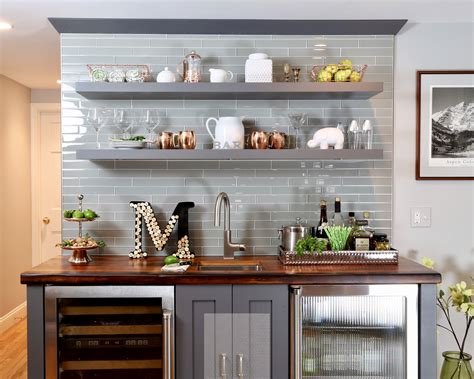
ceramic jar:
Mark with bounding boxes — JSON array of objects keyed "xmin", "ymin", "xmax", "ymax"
[{"xmin": 156, "ymin": 67, "xmax": 177, "ymax": 83}]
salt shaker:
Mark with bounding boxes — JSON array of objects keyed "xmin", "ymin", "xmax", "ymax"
[
  {"xmin": 361, "ymin": 119, "xmax": 373, "ymax": 150},
  {"xmin": 348, "ymin": 120, "xmax": 361, "ymax": 150}
]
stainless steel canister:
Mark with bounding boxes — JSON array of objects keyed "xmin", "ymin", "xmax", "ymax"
[{"xmin": 278, "ymin": 217, "xmax": 315, "ymax": 251}]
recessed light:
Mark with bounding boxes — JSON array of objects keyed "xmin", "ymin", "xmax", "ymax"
[
  {"xmin": 314, "ymin": 48, "xmax": 326, "ymax": 51},
  {"xmin": 0, "ymin": 22, "xmax": 13, "ymax": 30},
  {"xmin": 314, "ymin": 44, "xmax": 327, "ymax": 47}
]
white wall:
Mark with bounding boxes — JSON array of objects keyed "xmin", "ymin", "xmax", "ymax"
[{"xmin": 393, "ymin": 22, "xmax": 474, "ymax": 367}]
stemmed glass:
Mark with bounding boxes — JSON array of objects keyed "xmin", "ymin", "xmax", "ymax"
[
  {"xmin": 114, "ymin": 109, "xmax": 132, "ymax": 138},
  {"xmin": 142, "ymin": 110, "xmax": 161, "ymax": 148},
  {"xmin": 288, "ymin": 113, "xmax": 307, "ymax": 149},
  {"xmin": 86, "ymin": 108, "xmax": 106, "ymax": 149}
]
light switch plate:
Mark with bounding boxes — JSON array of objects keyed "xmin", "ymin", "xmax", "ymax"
[{"xmin": 410, "ymin": 207, "xmax": 431, "ymax": 227}]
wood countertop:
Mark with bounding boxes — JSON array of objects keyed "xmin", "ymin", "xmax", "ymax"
[{"xmin": 21, "ymin": 255, "xmax": 441, "ymax": 285}]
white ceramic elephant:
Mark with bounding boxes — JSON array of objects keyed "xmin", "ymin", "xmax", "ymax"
[{"xmin": 307, "ymin": 127, "xmax": 344, "ymax": 150}]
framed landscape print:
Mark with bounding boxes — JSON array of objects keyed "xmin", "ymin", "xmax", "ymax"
[{"xmin": 416, "ymin": 70, "xmax": 474, "ymax": 180}]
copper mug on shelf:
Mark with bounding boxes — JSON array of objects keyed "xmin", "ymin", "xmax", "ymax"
[
  {"xmin": 175, "ymin": 130, "xmax": 196, "ymax": 149},
  {"xmin": 249, "ymin": 131, "xmax": 269, "ymax": 149},
  {"xmin": 268, "ymin": 131, "xmax": 286, "ymax": 149},
  {"xmin": 158, "ymin": 132, "xmax": 175, "ymax": 149}
]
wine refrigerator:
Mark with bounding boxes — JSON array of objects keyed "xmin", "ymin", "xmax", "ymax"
[
  {"xmin": 45, "ymin": 286, "xmax": 174, "ymax": 379},
  {"xmin": 291, "ymin": 285, "xmax": 418, "ymax": 379}
]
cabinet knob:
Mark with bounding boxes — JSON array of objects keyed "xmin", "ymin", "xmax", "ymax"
[
  {"xmin": 42, "ymin": 217, "xmax": 50, "ymax": 225},
  {"xmin": 237, "ymin": 353, "xmax": 244, "ymax": 378}
]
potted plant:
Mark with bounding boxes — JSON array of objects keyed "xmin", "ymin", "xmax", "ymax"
[{"xmin": 422, "ymin": 258, "xmax": 473, "ymax": 379}]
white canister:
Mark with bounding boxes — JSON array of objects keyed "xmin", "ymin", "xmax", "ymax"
[
  {"xmin": 209, "ymin": 68, "xmax": 234, "ymax": 83},
  {"xmin": 205, "ymin": 117, "xmax": 245, "ymax": 149},
  {"xmin": 245, "ymin": 53, "xmax": 273, "ymax": 83},
  {"xmin": 156, "ymin": 67, "xmax": 177, "ymax": 83}
]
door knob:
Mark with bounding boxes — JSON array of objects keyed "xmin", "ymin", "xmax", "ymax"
[{"xmin": 42, "ymin": 217, "xmax": 50, "ymax": 225}]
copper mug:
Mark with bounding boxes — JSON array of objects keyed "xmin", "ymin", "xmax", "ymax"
[
  {"xmin": 268, "ymin": 131, "xmax": 286, "ymax": 149},
  {"xmin": 175, "ymin": 131, "xmax": 196, "ymax": 149},
  {"xmin": 249, "ymin": 131, "xmax": 269, "ymax": 149},
  {"xmin": 158, "ymin": 132, "xmax": 175, "ymax": 149}
]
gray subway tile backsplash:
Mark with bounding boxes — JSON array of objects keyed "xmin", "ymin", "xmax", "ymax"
[{"xmin": 61, "ymin": 33, "xmax": 394, "ymax": 255}]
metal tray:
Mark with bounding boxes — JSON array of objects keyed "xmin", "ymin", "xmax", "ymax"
[{"xmin": 279, "ymin": 246, "xmax": 398, "ymax": 265}]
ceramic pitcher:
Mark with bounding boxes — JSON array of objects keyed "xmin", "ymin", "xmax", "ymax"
[{"xmin": 206, "ymin": 117, "xmax": 245, "ymax": 149}]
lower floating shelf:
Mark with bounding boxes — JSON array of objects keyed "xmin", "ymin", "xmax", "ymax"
[{"xmin": 76, "ymin": 149, "xmax": 383, "ymax": 161}]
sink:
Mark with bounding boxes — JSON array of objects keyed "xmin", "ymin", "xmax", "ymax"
[{"xmin": 197, "ymin": 260, "xmax": 263, "ymax": 272}]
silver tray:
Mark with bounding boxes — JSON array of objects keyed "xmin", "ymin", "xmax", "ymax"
[{"xmin": 279, "ymin": 246, "xmax": 398, "ymax": 265}]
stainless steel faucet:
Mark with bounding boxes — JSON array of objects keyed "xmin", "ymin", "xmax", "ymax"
[{"xmin": 214, "ymin": 192, "xmax": 246, "ymax": 259}]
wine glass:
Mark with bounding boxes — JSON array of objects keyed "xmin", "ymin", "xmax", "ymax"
[
  {"xmin": 288, "ymin": 113, "xmax": 307, "ymax": 149},
  {"xmin": 114, "ymin": 109, "xmax": 132, "ymax": 138},
  {"xmin": 86, "ymin": 108, "xmax": 105, "ymax": 148},
  {"xmin": 142, "ymin": 110, "xmax": 161, "ymax": 148}
]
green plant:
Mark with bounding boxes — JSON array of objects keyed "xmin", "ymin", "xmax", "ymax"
[
  {"xmin": 295, "ymin": 236, "xmax": 327, "ymax": 256},
  {"xmin": 324, "ymin": 225, "xmax": 352, "ymax": 251},
  {"xmin": 422, "ymin": 258, "xmax": 473, "ymax": 375}
]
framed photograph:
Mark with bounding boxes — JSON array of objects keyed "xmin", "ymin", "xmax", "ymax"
[{"xmin": 416, "ymin": 70, "xmax": 474, "ymax": 180}]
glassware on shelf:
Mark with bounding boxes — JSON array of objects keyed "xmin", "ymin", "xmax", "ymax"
[
  {"xmin": 182, "ymin": 50, "xmax": 202, "ymax": 83},
  {"xmin": 361, "ymin": 119, "xmax": 373, "ymax": 150},
  {"xmin": 141, "ymin": 110, "xmax": 161, "ymax": 148},
  {"xmin": 348, "ymin": 119, "xmax": 361, "ymax": 150},
  {"xmin": 288, "ymin": 112, "xmax": 307, "ymax": 149},
  {"xmin": 86, "ymin": 108, "xmax": 106, "ymax": 149},
  {"xmin": 113, "ymin": 109, "xmax": 132, "ymax": 138}
]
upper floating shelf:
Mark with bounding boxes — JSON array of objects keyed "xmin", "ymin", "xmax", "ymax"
[
  {"xmin": 76, "ymin": 149, "xmax": 384, "ymax": 161},
  {"xmin": 75, "ymin": 82, "xmax": 384, "ymax": 101},
  {"xmin": 49, "ymin": 18, "xmax": 407, "ymax": 35}
]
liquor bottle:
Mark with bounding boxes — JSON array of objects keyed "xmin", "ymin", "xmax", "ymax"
[
  {"xmin": 363, "ymin": 211, "xmax": 375, "ymax": 237},
  {"xmin": 316, "ymin": 200, "xmax": 328, "ymax": 239},
  {"xmin": 350, "ymin": 220, "xmax": 372, "ymax": 251},
  {"xmin": 347, "ymin": 212, "xmax": 356, "ymax": 227},
  {"xmin": 332, "ymin": 197, "xmax": 344, "ymax": 226}
]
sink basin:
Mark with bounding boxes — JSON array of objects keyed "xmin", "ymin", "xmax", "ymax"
[{"xmin": 197, "ymin": 260, "xmax": 263, "ymax": 272}]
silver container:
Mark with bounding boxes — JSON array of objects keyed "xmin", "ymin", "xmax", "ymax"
[{"xmin": 278, "ymin": 217, "xmax": 315, "ymax": 251}]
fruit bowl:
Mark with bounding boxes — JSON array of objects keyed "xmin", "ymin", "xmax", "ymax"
[{"xmin": 311, "ymin": 64, "xmax": 368, "ymax": 82}]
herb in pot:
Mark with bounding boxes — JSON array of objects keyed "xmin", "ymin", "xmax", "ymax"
[{"xmin": 294, "ymin": 236, "xmax": 327, "ymax": 256}]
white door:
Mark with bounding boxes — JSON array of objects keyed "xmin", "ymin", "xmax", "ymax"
[{"xmin": 32, "ymin": 106, "xmax": 62, "ymax": 265}]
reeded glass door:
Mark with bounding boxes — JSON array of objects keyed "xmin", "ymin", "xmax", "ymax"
[{"xmin": 293, "ymin": 285, "xmax": 418, "ymax": 379}]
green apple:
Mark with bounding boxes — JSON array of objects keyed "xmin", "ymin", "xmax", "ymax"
[{"xmin": 72, "ymin": 210, "xmax": 84, "ymax": 219}]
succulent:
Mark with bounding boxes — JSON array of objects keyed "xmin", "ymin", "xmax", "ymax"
[
  {"xmin": 334, "ymin": 69, "xmax": 351, "ymax": 82},
  {"xmin": 339, "ymin": 59, "xmax": 353, "ymax": 69},
  {"xmin": 349, "ymin": 71, "xmax": 362, "ymax": 82},
  {"xmin": 324, "ymin": 64, "xmax": 339, "ymax": 74},
  {"xmin": 316, "ymin": 70, "xmax": 333, "ymax": 82}
]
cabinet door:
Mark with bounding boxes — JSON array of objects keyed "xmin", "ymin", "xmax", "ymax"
[
  {"xmin": 176, "ymin": 285, "xmax": 232, "ymax": 379},
  {"xmin": 232, "ymin": 285, "xmax": 289, "ymax": 379}
]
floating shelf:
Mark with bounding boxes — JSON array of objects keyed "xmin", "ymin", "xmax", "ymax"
[
  {"xmin": 75, "ymin": 82, "xmax": 384, "ymax": 101},
  {"xmin": 76, "ymin": 149, "xmax": 384, "ymax": 161},
  {"xmin": 49, "ymin": 18, "xmax": 407, "ymax": 36}
]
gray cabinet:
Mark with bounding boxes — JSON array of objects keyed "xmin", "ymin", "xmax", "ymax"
[{"xmin": 176, "ymin": 285, "xmax": 289, "ymax": 379}]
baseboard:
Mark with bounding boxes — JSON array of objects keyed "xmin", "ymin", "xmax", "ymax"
[{"xmin": 0, "ymin": 302, "xmax": 27, "ymax": 333}]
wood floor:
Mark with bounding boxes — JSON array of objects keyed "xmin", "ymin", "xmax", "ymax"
[{"xmin": 0, "ymin": 317, "xmax": 27, "ymax": 378}]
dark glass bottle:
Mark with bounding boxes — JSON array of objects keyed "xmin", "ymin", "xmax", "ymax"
[
  {"xmin": 316, "ymin": 200, "xmax": 328, "ymax": 239},
  {"xmin": 332, "ymin": 197, "xmax": 344, "ymax": 226}
]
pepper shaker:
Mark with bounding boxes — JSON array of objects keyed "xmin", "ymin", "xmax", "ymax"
[
  {"xmin": 292, "ymin": 67, "xmax": 301, "ymax": 82},
  {"xmin": 284, "ymin": 63, "xmax": 291, "ymax": 82}
]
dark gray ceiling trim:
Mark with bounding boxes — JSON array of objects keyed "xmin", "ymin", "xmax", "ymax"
[{"xmin": 48, "ymin": 18, "xmax": 407, "ymax": 35}]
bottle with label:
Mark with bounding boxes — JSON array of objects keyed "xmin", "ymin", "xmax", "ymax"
[
  {"xmin": 332, "ymin": 197, "xmax": 344, "ymax": 226},
  {"xmin": 316, "ymin": 200, "xmax": 328, "ymax": 239},
  {"xmin": 347, "ymin": 212, "xmax": 356, "ymax": 228},
  {"xmin": 350, "ymin": 220, "xmax": 372, "ymax": 251},
  {"xmin": 363, "ymin": 211, "xmax": 375, "ymax": 237}
]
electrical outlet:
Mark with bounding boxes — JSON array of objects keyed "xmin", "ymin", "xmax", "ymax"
[{"xmin": 410, "ymin": 207, "xmax": 431, "ymax": 227}]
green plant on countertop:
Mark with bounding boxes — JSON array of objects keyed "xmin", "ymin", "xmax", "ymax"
[
  {"xmin": 295, "ymin": 236, "xmax": 327, "ymax": 256},
  {"xmin": 422, "ymin": 258, "xmax": 473, "ymax": 379},
  {"xmin": 324, "ymin": 225, "xmax": 352, "ymax": 251}
]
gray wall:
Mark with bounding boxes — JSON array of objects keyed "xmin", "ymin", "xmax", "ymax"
[
  {"xmin": 61, "ymin": 33, "xmax": 394, "ymax": 255},
  {"xmin": 392, "ymin": 21, "xmax": 474, "ymax": 368}
]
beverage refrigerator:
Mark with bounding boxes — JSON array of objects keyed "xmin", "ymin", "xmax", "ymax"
[{"xmin": 291, "ymin": 285, "xmax": 418, "ymax": 379}]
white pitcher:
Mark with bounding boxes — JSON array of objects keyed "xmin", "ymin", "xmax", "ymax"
[{"xmin": 206, "ymin": 117, "xmax": 245, "ymax": 149}]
